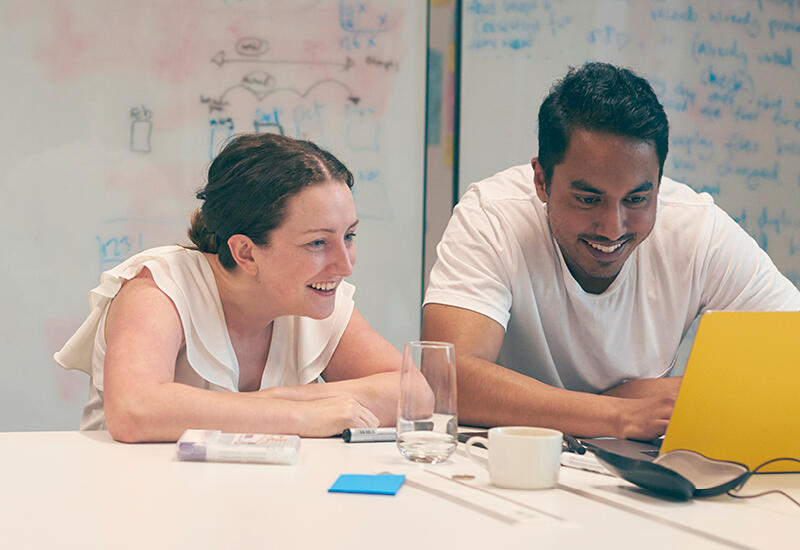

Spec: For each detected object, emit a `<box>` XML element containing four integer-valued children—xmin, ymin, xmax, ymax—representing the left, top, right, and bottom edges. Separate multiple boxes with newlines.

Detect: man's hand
<box><xmin>604</xmin><ymin>377</ymin><xmax>682</xmax><ymax>441</ymax></box>
<box><xmin>610</xmin><ymin>395</ymin><xmax>674</xmax><ymax>441</ymax></box>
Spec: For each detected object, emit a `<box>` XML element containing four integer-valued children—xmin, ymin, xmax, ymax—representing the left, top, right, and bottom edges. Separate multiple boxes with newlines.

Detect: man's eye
<box><xmin>626</xmin><ymin>195</ymin><xmax>647</xmax><ymax>204</ymax></box>
<box><xmin>577</xmin><ymin>195</ymin><xmax>600</xmax><ymax>205</ymax></box>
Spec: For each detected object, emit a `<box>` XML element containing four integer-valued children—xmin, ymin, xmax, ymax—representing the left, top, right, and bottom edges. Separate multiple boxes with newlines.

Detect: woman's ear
<box><xmin>226</xmin><ymin>234</ymin><xmax>259</xmax><ymax>275</ymax></box>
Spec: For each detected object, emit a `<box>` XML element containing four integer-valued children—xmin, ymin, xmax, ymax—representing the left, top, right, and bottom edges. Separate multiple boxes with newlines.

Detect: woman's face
<box><xmin>254</xmin><ymin>180</ymin><xmax>358</xmax><ymax>320</ymax></box>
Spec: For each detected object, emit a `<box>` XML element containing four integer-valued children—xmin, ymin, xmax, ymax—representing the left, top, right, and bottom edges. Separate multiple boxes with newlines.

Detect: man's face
<box><xmin>533</xmin><ymin>128</ymin><xmax>660</xmax><ymax>294</ymax></box>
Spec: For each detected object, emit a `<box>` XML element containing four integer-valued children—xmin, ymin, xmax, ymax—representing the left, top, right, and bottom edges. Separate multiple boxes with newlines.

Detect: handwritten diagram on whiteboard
<box><xmin>0</xmin><ymin>0</ymin><xmax>426</xmax><ymax>430</ymax></box>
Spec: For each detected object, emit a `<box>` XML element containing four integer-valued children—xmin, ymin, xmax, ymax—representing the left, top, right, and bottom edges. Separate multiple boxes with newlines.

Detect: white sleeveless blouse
<box><xmin>54</xmin><ymin>245</ymin><xmax>355</xmax><ymax>430</ymax></box>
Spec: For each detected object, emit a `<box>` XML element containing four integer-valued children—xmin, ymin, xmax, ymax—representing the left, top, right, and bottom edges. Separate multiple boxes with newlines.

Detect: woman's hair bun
<box><xmin>187</xmin><ymin>208</ymin><xmax>219</xmax><ymax>253</ymax></box>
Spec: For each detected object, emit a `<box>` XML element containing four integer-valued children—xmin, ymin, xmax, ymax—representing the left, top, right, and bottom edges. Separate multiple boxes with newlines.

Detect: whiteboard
<box><xmin>0</xmin><ymin>0</ymin><xmax>426</xmax><ymax>430</ymax></box>
<box><xmin>460</xmin><ymin>0</ymin><xmax>800</xmax><ymax>287</ymax></box>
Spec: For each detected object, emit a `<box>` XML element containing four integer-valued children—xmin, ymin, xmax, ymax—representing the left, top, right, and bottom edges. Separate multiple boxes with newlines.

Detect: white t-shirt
<box><xmin>54</xmin><ymin>246</ymin><xmax>355</xmax><ymax>429</ymax></box>
<box><xmin>424</xmin><ymin>164</ymin><xmax>800</xmax><ymax>393</ymax></box>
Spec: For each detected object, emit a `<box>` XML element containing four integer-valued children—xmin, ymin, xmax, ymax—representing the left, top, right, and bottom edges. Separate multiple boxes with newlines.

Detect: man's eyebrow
<box><xmin>570</xmin><ymin>180</ymin><xmax>603</xmax><ymax>194</ymax></box>
<box><xmin>569</xmin><ymin>180</ymin><xmax>654</xmax><ymax>194</ymax></box>
<box><xmin>628</xmin><ymin>181</ymin><xmax>654</xmax><ymax>194</ymax></box>
<box><xmin>302</xmin><ymin>220</ymin><xmax>359</xmax><ymax>234</ymax></box>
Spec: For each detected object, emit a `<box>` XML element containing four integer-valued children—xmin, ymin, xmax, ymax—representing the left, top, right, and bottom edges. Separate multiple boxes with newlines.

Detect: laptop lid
<box><xmin>661</xmin><ymin>311</ymin><xmax>800</xmax><ymax>473</ymax></box>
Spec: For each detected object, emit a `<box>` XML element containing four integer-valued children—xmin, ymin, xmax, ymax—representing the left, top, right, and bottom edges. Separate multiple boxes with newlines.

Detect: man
<box><xmin>423</xmin><ymin>62</ymin><xmax>800</xmax><ymax>440</ymax></box>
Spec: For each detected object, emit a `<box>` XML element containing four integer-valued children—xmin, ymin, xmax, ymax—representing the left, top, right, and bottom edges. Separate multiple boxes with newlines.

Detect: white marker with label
<box><xmin>342</xmin><ymin>427</ymin><xmax>397</xmax><ymax>442</ymax></box>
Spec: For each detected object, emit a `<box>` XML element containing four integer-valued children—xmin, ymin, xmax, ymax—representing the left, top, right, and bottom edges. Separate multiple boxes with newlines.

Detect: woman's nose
<box><xmin>331</xmin><ymin>240</ymin><xmax>354</xmax><ymax>276</ymax></box>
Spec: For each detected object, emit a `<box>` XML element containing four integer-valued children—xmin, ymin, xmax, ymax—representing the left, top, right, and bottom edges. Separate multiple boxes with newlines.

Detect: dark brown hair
<box><xmin>538</xmin><ymin>62</ymin><xmax>669</xmax><ymax>191</ymax></box>
<box><xmin>188</xmin><ymin>133</ymin><xmax>353</xmax><ymax>269</ymax></box>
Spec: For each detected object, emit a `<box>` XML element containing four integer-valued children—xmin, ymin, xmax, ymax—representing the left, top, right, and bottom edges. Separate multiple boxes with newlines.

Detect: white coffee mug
<box><xmin>465</xmin><ymin>426</ymin><xmax>562</xmax><ymax>489</ymax></box>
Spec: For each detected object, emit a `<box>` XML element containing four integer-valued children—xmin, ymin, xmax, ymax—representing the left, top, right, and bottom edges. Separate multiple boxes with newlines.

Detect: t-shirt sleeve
<box><xmin>699</xmin><ymin>205</ymin><xmax>800</xmax><ymax>312</ymax></box>
<box><xmin>424</xmin><ymin>187</ymin><xmax>514</xmax><ymax>328</ymax></box>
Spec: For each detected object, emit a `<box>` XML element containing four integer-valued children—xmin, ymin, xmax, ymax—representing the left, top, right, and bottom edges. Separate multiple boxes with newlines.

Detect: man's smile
<box><xmin>579</xmin><ymin>236</ymin><xmax>633</xmax><ymax>262</ymax></box>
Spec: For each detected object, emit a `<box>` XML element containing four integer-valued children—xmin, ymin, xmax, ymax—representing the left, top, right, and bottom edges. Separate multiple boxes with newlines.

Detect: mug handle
<box><xmin>464</xmin><ymin>436</ymin><xmax>489</xmax><ymax>469</ymax></box>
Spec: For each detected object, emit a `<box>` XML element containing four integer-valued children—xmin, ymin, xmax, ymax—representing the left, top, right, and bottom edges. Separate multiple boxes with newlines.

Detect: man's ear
<box><xmin>227</xmin><ymin>234</ymin><xmax>258</xmax><ymax>275</ymax></box>
<box><xmin>531</xmin><ymin>157</ymin><xmax>549</xmax><ymax>203</ymax></box>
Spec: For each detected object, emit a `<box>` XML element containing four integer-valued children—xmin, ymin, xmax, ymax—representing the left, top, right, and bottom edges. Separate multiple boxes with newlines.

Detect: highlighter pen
<box><xmin>342</xmin><ymin>427</ymin><xmax>397</xmax><ymax>443</ymax></box>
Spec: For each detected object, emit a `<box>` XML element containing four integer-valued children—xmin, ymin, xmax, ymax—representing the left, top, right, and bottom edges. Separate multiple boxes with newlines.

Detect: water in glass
<box><xmin>397</xmin><ymin>414</ymin><xmax>457</xmax><ymax>463</ymax></box>
<box><xmin>396</xmin><ymin>341</ymin><xmax>458</xmax><ymax>463</ymax></box>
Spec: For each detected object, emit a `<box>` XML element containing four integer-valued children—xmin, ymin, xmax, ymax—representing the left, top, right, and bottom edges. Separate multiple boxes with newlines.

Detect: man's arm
<box><xmin>422</xmin><ymin>303</ymin><xmax>677</xmax><ymax>439</ymax></box>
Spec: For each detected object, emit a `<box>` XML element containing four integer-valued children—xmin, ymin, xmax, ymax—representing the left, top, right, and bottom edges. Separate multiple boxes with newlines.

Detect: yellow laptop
<box><xmin>660</xmin><ymin>311</ymin><xmax>800</xmax><ymax>473</ymax></box>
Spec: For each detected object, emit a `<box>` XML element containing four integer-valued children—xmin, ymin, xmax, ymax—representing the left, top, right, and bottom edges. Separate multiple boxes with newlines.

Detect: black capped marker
<box><xmin>562</xmin><ymin>433</ymin><xmax>587</xmax><ymax>454</ymax></box>
<box><xmin>342</xmin><ymin>427</ymin><xmax>397</xmax><ymax>443</ymax></box>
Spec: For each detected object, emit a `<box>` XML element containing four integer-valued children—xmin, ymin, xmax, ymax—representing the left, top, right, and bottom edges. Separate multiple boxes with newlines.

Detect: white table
<box><xmin>0</xmin><ymin>431</ymin><xmax>797</xmax><ymax>549</ymax></box>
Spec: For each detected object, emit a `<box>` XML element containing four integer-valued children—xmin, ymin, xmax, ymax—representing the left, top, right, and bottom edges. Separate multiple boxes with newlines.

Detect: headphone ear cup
<box><xmin>589</xmin><ymin>446</ymin><xmax>696</xmax><ymax>500</ymax></box>
<box><xmin>653</xmin><ymin>450</ymin><xmax>750</xmax><ymax>497</ymax></box>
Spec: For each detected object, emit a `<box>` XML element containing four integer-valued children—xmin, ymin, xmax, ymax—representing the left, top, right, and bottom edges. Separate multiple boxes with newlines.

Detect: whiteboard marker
<box><xmin>342</xmin><ymin>427</ymin><xmax>397</xmax><ymax>443</ymax></box>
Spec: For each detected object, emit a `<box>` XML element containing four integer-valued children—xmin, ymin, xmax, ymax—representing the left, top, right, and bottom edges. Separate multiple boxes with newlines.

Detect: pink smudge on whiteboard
<box><xmin>55</xmin><ymin>368</ymin><xmax>88</xmax><ymax>404</ymax></box>
<box><xmin>152</xmin><ymin>94</ymin><xmax>209</xmax><ymax>132</ymax></box>
<box><xmin>337</xmin><ymin>5</ymin><xmax>408</xmax><ymax>115</ymax></box>
<box><xmin>45</xmin><ymin>317</ymin><xmax>87</xmax><ymax>402</ymax></box>
<box><xmin>226</xmin><ymin>20</ymin><xmax>246</xmax><ymax>37</ymax></box>
<box><xmin>32</xmin><ymin>5</ymin><xmax>90</xmax><ymax>83</ymax></box>
<box><xmin>0</xmin><ymin>1</ymin><xmax>29</xmax><ymax>24</ymax></box>
<box><xmin>45</xmin><ymin>318</ymin><xmax>81</xmax><ymax>360</ymax></box>
<box><xmin>146</xmin><ymin>1</ymin><xmax>267</xmax><ymax>86</ymax></box>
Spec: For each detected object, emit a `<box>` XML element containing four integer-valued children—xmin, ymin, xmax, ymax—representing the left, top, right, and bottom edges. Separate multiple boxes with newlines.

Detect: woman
<box><xmin>55</xmin><ymin>133</ymin><xmax>410</xmax><ymax>442</ymax></box>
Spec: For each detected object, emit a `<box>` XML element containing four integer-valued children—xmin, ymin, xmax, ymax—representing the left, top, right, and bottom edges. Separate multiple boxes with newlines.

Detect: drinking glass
<box><xmin>396</xmin><ymin>341</ymin><xmax>457</xmax><ymax>463</ymax></box>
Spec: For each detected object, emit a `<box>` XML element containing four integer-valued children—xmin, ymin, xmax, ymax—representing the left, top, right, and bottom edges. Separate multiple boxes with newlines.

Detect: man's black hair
<box><xmin>537</xmin><ymin>62</ymin><xmax>669</xmax><ymax>190</ymax></box>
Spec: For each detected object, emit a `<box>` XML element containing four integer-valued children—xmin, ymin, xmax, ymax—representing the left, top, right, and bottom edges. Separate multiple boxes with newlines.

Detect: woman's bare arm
<box><xmin>261</xmin><ymin>308</ymin><xmax>415</xmax><ymax>426</ymax></box>
<box><xmin>102</xmin><ymin>271</ymin><xmax>378</xmax><ymax>442</ymax></box>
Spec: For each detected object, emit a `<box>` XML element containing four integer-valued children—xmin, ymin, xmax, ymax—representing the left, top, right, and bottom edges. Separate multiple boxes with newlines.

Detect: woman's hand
<box><xmin>293</xmin><ymin>395</ymin><xmax>379</xmax><ymax>437</ymax></box>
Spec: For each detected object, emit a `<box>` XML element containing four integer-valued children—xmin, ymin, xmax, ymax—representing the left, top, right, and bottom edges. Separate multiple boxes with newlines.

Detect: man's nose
<box><xmin>595</xmin><ymin>202</ymin><xmax>626</xmax><ymax>240</ymax></box>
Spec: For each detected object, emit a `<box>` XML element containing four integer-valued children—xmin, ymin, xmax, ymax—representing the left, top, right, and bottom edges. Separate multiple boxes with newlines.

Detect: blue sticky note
<box><xmin>328</xmin><ymin>474</ymin><xmax>405</xmax><ymax>495</ymax></box>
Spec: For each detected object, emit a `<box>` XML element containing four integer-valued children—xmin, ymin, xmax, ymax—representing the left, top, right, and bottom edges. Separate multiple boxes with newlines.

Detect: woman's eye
<box><xmin>345</xmin><ymin>232</ymin><xmax>357</xmax><ymax>242</ymax></box>
<box><xmin>308</xmin><ymin>239</ymin><xmax>326</xmax><ymax>248</ymax></box>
